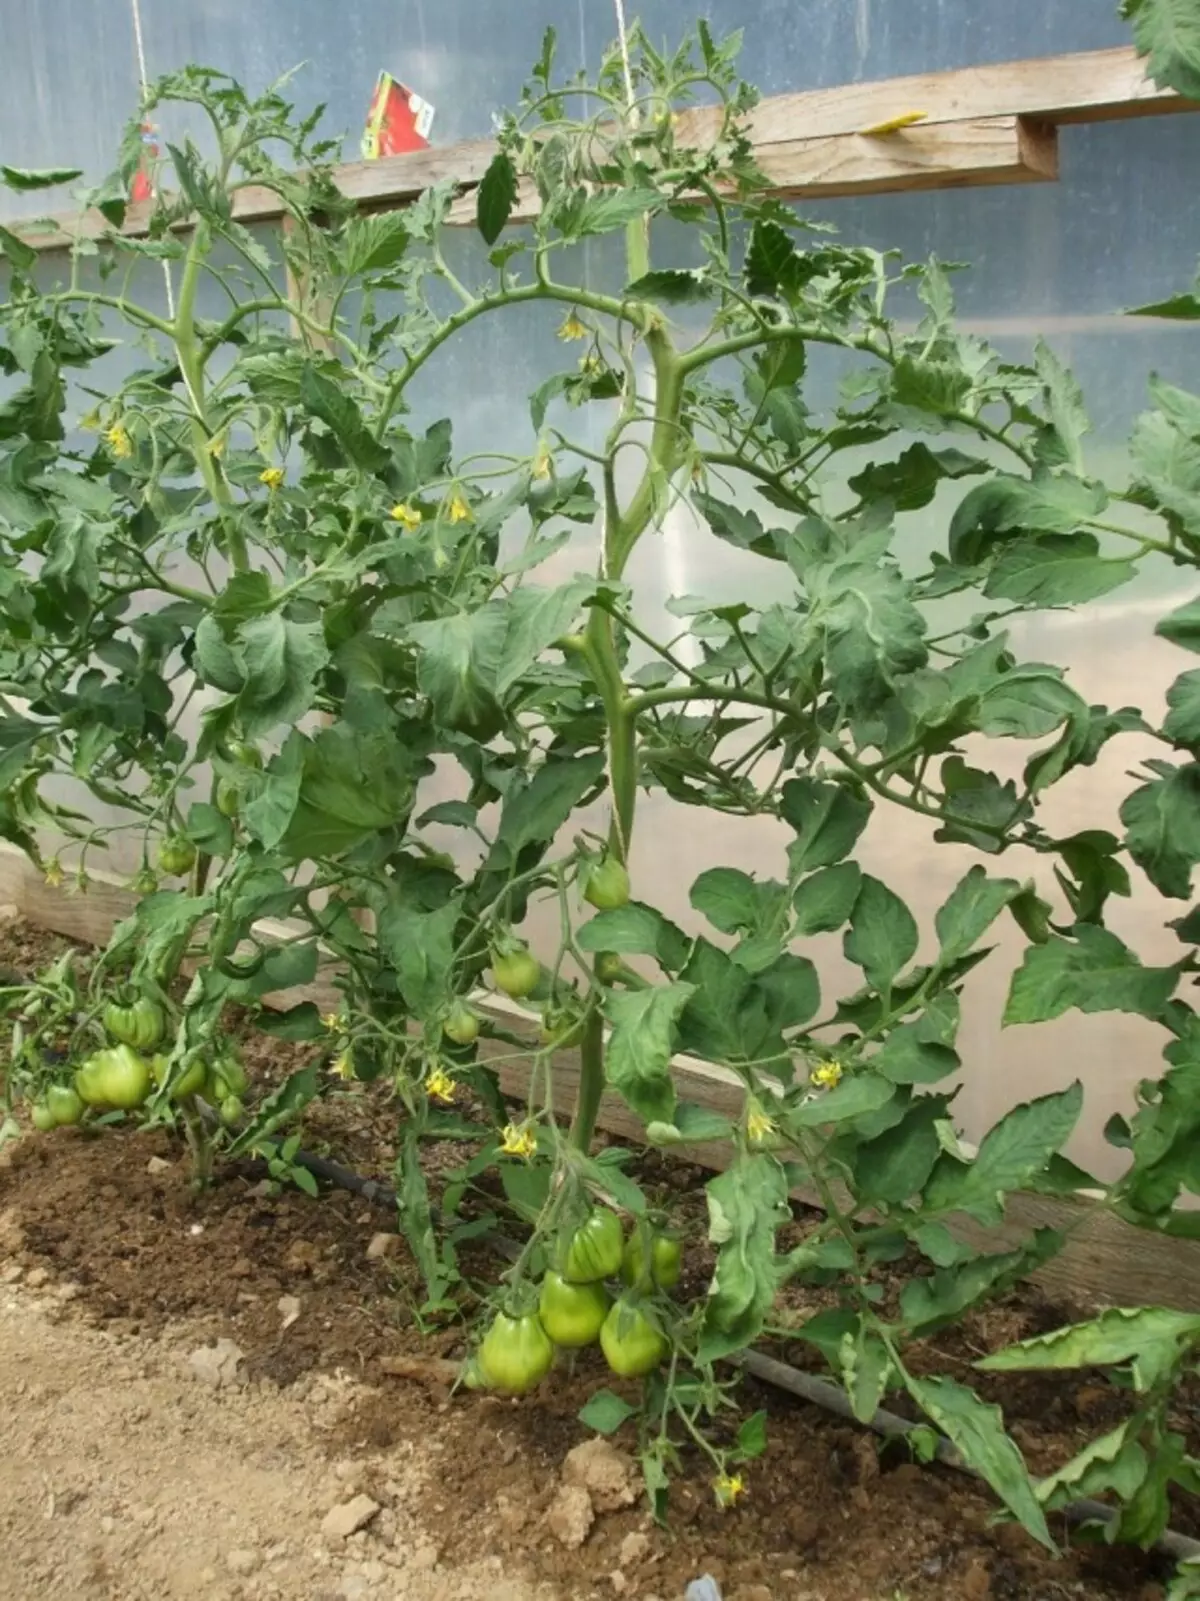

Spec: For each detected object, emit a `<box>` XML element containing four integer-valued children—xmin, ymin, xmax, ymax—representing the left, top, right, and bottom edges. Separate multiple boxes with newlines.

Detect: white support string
<box><xmin>129</xmin><ymin>0</ymin><xmax>176</xmax><ymax>318</ymax></box>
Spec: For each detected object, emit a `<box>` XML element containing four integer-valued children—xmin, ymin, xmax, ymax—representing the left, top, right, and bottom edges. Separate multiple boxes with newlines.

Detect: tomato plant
<box><xmin>3</xmin><ymin>1</ymin><xmax>1200</xmax><ymax>1556</ymax></box>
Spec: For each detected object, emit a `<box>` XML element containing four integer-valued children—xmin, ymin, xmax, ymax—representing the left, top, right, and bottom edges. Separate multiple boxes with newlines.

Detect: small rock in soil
<box><xmin>24</xmin><ymin>1267</ymin><xmax>49</xmax><ymax>1289</ymax></box>
<box><xmin>225</xmin><ymin>1548</ymin><xmax>261</xmax><ymax>1576</ymax></box>
<box><xmin>321</xmin><ymin>1495</ymin><xmax>381</xmax><ymax>1542</ymax></box>
<box><xmin>609</xmin><ymin>1573</ymin><xmax>627</xmax><ymax>1595</ymax></box>
<box><xmin>562</xmin><ymin>1437</ymin><xmax>636</xmax><ymax>1513</ymax></box>
<box><xmin>729</xmin><ymin>1587</ymin><xmax>772</xmax><ymax>1601</ymax></box>
<box><xmin>619</xmin><ymin>1531</ymin><xmax>651</xmax><ymax>1567</ymax></box>
<box><xmin>278</xmin><ymin>1294</ymin><xmax>302</xmax><ymax>1331</ymax></box>
<box><xmin>366</xmin><ymin>1233</ymin><xmax>399</xmax><ymax>1261</ymax></box>
<box><xmin>285</xmin><ymin>1239</ymin><xmax>321</xmax><ymax>1275</ymax></box>
<box><xmin>187</xmin><ymin>1339</ymin><xmax>245</xmax><ymax>1389</ymax></box>
<box><xmin>545</xmin><ymin>1483</ymin><xmax>595</xmax><ymax>1549</ymax></box>
<box><xmin>145</xmin><ymin>1156</ymin><xmax>171</xmax><ymax>1176</ymax></box>
<box><xmin>962</xmin><ymin>1558</ymin><xmax>992</xmax><ymax>1601</ymax></box>
<box><xmin>495</xmin><ymin>1493</ymin><xmax>529</xmax><ymax>1535</ymax></box>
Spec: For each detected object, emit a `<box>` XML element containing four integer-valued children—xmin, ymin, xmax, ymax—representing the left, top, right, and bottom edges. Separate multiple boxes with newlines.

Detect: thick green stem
<box><xmin>568</xmin><ymin>1009</ymin><xmax>607</xmax><ymax>1153</ymax></box>
<box><xmin>173</xmin><ymin>224</ymin><xmax>248</xmax><ymax>572</ymax></box>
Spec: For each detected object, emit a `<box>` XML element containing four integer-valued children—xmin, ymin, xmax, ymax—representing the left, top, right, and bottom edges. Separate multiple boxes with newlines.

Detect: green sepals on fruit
<box><xmin>156</xmin><ymin>835</ymin><xmax>196</xmax><ymax>876</ymax></box>
<box><xmin>600</xmin><ymin>1297</ymin><xmax>668</xmax><ymax>1377</ymax></box>
<box><xmin>538</xmin><ymin>1270</ymin><xmax>608</xmax><ymax>1347</ymax></box>
<box><xmin>490</xmin><ymin>945</ymin><xmax>540</xmax><ymax>1000</ymax></box>
<box><xmin>582</xmin><ymin>854</ymin><xmax>630</xmax><ymax>911</ymax></box>
<box><xmin>74</xmin><ymin>1044</ymin><xmax>153</xmax><ymax>1110</ymax></box>
<box><xmin>621</xmin><ymin>1230</ymin><xmax>682</xmax><ymax>1291</ymax></box>
<box><xmin>215</xmin><ymin>777</ymin><xmax>241</xmax><ymax>818</ymax></box>
<box><xmin>538</xmin><ymin>1000</ymin><xmax>586</xmax><ymax>1049</ymax></box>
<box><xmin>443</xmin><ymin>1000</ymin><xmax>480</xmax><ymax>1046</ymax></box>
<box><xmin>103</xmin><ymin>994</ymin><xmax>165</xmax><ymax>1051</ymax></box>
<box><xmin>130</xmin><ymin>866</ymin><xmax>159</xmax><ymax>896</ymax></box>
<box><xmin>558</xmin><ymin>1206</ymin><xmax>624</xmax><ymax>1284</ymax></box>
<box><xmin>209</xmin><ymin>1050</ymin><xmax>248</xmax><ymax>1101</ymax></box>
<box><xmin>476</xmin><ymin>1310</ymin><xmax>554</xmax><ymax>1395</ymax></box>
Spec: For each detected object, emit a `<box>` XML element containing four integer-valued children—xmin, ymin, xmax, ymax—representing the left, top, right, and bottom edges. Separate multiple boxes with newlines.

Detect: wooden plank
<box><xmin>689</xmin><ymin>44</ymin><xmax>1197</xmax><ymax>147</ymax></box>
<box><xmin>15</xmin><ymin>46</ymin><xmax>1195</xmax><ymax>255</ymax></box>
<box><xmin>444</xmin><ymin>115</ymin><xmax>1057</xmax><ymax>228</ymax></box>
<box><xmin>2</xmin><ymin>843</ymin><xmax>1198</xmax><ymax>1312</ymax></box>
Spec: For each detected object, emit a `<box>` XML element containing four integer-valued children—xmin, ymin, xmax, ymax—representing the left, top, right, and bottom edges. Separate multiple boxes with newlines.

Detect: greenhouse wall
<box><xmin>4</xmin><ymin>0</ymin><xmax>1200</xmax><ymax>1177</ymax></box>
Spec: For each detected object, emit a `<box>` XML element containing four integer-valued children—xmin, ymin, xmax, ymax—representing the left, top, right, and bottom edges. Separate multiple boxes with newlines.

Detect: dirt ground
<box><xmin>0</xmin><ymin>921</ymin><xmax>1188</xmax><ymax>1601</ymax></box>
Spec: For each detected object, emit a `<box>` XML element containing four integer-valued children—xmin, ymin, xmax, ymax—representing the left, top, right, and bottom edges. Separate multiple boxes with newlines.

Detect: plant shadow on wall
<box><xmin>3</xmin><ymin>3</ymin><xmax>1200</xmax><ymax>1587</ymax></box>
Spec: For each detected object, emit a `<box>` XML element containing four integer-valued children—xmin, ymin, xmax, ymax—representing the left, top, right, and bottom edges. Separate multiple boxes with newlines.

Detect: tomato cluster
<box><xmin>470</xmin><ymin>1207</ymin><xmax>681</xmax><ymax>1397</ymax></box>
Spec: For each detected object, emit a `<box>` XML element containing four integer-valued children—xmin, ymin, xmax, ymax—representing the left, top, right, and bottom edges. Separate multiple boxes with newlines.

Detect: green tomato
<box><xmin>559</xmin><ymin>1207</ymin><xmax>624</xmax><ymax>1285</ymax></box>
<box><xmin>210</xmin><ymin>1051</ymin><xmax>248</xmax><ymax>1098</ymax></box>
<box><xmin>104</xmin><ymin>995</ymin><xmax>165</xmax><ymax>1051</ymax></box>
<box><xmin>30</xmin><ymin>1101</ymin><xmax>55</xmax><ymax>1133</ymax></box>
<box><xmin>600</xmin><ymin>1298</ymin><xmax>668</xmax><ymax>1378</ymax></box>
<box><xmin>583</xmin><ymin>856</ymin><xmax>630</xmax><ymax>911</ymax></box>
<box><xmin>215</xmin><ymin>778</ymin><xmax>241</xmax><ymax>818</ymax></box>
<box><xmin>621</xmin><ymin>1232</ymin><xmax>682</xmax><ymax>1291</ymax></box>
<box><xmin>227</xmin><ymin>740</ymin><xmax>263</xmax><ymax>769</ymax></box>
<box><xmin>219</xmin><ymin>1095</ymin><xmax>244</xmax><ymax>1128</ymax></box>
<box><xmin>149</xmin><ymin>1053</ymin><xmax>206</xmax><ymax>1101</ymax></box>
<box><xmin>76</xmin><ymin>1045</ymin><xmax>153</xmax><ymax>1111</ymax></box>
<box><xmin>491</xmin><ymin>947</ymin><xmax>540</xmax><ymax>1000</ymax></box>
<box><xmin>595</xmin><ymin>951</ymin><xmax>624</xmax><ymax>985</ymax></box>
<box><xmin>156</xmin><ymin>835</ymin><xmax>196</xmax><ymax>876</ymax></box>
<box><xmin>130</xmin><ymin>867</ymin><xmax>159</xmax><ymax>896</ymax></box>
<box><xmin>538</xmin><ymin>1004</ymin><xmax>585</xmax><ymax>1049</ymax></box>
<box><xmin>443</xmin><ymin>1001</ymin><xmax>480</xmax><ymax>1047</ymax></box>
<box><xmin>477</xmin><ymin>1310</ymin><xmax>554</xmax><ymax>1396</ymax></box>
<box><xmin>46</xmin><ymin>1085</ymin><xmax>85</xmax><ymax>1127</ymax></box>
<box><xmin>538</xmin><ymin>1271</ymin><xmax>608</xmax><ymax>1348</ymax></box>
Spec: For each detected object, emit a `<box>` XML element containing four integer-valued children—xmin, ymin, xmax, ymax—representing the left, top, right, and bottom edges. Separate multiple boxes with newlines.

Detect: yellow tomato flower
<box><xmin>426</xmin><ymin>1065</ymin><xmax>457</xmax><ymax>1105</ymax></box>
<box><xmin>43</xmin><ymin>858</ymin><xmax>65</xmax><ymax>889</ymax></box>
<box><xmin>259</xmin><ymin>465</ymin><xmax>285</xmax><ymax>490</ymax></box>
<box><xmin>105</xmin><ymin>422</ymin><xmax>133</xmax><ymax>459</ymax></box>
<box><xmin>321</xmin><ymin>1012</ymin><xmax>343</xmax><ymax>1033</ymax></box>
<box><xmin>746</xmin><ymin>1105</ymin><xmax>776</xmax><ymax>1147</ymax></box>
<box><xmin>330</xmin><ymin>1049</ymin><xmax>356</xmax><ymax>1081</ymax></box>
<box><xmin>500</xmin><ymin>1121</ymin><xmax>537</xmax><ymax>1161</ymax></box>
<box><xmin>80</xmin><ymin>408</ymin><xmax>101</xmax><ymax>432</ymax></box>
<box><xmin>390</xmin><ymin>502</ymin><xmax>422</xmax><ymax>530</ymax></box>
<box><xmin>578</xmin><ymin>352</ymin><xmax>602</xmax><ymax>375</ymax></box>
<box><xmin>531</xmin><ymin>447</ymin><xmax>553</xmax><ymax>481</ymax></box>
<box><xmin>713</xmin><ymin>1472</ymin><xmax>745</xmax><ymax>1508</ymax></box>
<box><xmin>445</xmin><ymin>489</ymin><xmax>473</xmax><ymax>524</ymax></box>
<box><xmin>811</xmin><ymin>1060</ymin><xmax>844</xmax><ymax>1090</ymax></box>
<box><xmin>557</xmin><ymin>311</ymin><xmax>587</xmax><ymax>341</ymax></box>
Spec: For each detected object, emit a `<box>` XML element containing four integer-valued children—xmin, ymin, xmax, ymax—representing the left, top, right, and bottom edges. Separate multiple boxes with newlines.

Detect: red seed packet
<box><xmin>361</xmin><ymin>73</ymin><xmax>435</xmax><ymax>159</ymax></box>
<box><xmin>131</xmin><ymin>121</ymin><xmax>159</xmax><ymax>203</ymax></box>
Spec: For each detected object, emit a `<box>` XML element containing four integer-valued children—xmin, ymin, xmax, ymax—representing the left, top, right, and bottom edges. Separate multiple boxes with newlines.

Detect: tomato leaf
<box><xmin>476</xmin><ymin>151</ymin><xmax>519</xmax><ymax>245</ymax></box>
<box><xmin>578</xmin><ymin>1389</ymin><xmax>637</xmax><ymax>1435</ymax></box>
<box><xmin>904</xmin><ymin>1374</ymin><xmax>1054</xmax><ymax>1550</ymax></box>
<box><xmin>843</xmin><ymin>875</ymin><xmax>918</xmax><ymax>992</ymax></box>
<box><xmin>978</xmin><ymin>1306</ymin><xmax>1200</xmax><ymax>1391</ymax></box>
<box><xmin>780</xmin><ymin>778</ymin><xmax>871</xmax><ymax>873</ymax></box>
<box><xmin>922</xmin><ymin>1084</ymin><xmax>1084</xmax><ymax>1225</ymax></box>
<box><xmin>1004</xmin><ymin>925</ymin><xmax>1179</xmax><ymax>1024</ymax></box>
<box><xmin>698</xmin><ymin>1152</ymin><xmax>791</xmax><ymax>1363</ymax></box>
<box><xmin>1</xmin><ymin>164</ymin><xmax>82</xmax><ymax>190</ymax></box>
<box><xmin>1122</xmin><ymin>762</ymin><xmax>1200</xmax><ymax>898</ymax></box>
<box><xmin>602</xmin><ymin>983</ymin><xmax>693</xmax><ymax>1126</ymax></box>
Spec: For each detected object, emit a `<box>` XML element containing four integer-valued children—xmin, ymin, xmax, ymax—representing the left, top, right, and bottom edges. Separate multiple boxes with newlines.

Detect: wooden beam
<box><xmin>12</xmin><ymin>46</ymin><xmax>1193</xmax><ymax>255</ymax></box>
<box><xmin>2</xmin><ymin>843</ymin><xmax>1198</xmax><ymax>1313</ymax></box>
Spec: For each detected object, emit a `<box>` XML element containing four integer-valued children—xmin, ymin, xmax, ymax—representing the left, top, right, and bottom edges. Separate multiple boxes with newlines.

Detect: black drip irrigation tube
<box><xmin>252</xmin><ymin>1139</ymin><xmax>1200</xmax><ymax>1567</ymax></box>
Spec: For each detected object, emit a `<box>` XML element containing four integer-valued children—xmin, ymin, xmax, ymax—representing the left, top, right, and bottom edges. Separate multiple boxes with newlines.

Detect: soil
<box><xmin>0</xmin><ymin>919</ymin><xmax>1189</xmax><ymax>1601</ymax></box>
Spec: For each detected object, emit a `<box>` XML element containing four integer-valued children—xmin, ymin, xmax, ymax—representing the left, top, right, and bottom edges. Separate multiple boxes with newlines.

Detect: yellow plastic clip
<box><xmin>859</xmin><ymin>110</ymin><xmax>929</xmax><ymax>136</ymax></box>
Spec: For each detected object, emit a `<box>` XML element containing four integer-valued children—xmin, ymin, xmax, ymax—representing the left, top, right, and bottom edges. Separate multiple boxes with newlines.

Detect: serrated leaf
<box><xmin>949</xmin><ymin>473</ymin><xmax>1107</xmax><ymax>565</ymax></box>
<box><xmin>698</xmin><ymin>1153</ymin><xmax>790</xmax><ymax>1363</ymax></box>
<box><xmin>625</xmin><ymin>268</ymin><xmax>712</xmax><ymax>304</ymax></box>
<box><xmin>576</xmin><ymin>901</ymin><xmax>691</xmax><ymax>972</ymax></box>
<box><xmin>904</xmin><ymin>1374</ymin><xmax>1053</xmax><ymax>1549</ymax></box>
<box><xmin>984</xmin><ymin>534</ymin><xmax>1137</xmax><ymax>606</ymax></box>
<box><xmin>934</xmin><ymin>865</ymin><xmax>1021</xmax><ymax>962</ymax></box>
<box><xmin>578</xmin><ymin>1389</ymin><xmax>636</xmax><ymax>1435</ymax></box>
<box><xmin>602</xmin><ymin>983</ymin><xmax>693</xmax><ymax>1125</ymax></box>
<box><xmin>1</xmin><ymin>164</ymin><xmax>82</xmax><ymax>190</ymax></box>
<box><xmin>494</xmin><ymin>578</ymin><xmax>596</xmax><ymax>694</ymax></box>
<box><xmin>487</xmin><ymin>752</ymin><xmax>606</xmax><ymax>872</ymax></box>
<box><xmin>792</xmin><ymin>862</ymin><xmax>862</xmax><ymax>935</ymax></box>
<box><xmin>979</xmin><ymin>1306</ymin><xmax>1200</xmax><ymax>1390</ymax></box>
<box><xmin>1121</xmin><ymin>763</ymin><xmax>1200</xmax><ymax>897</ymax></box>
<box><xmin>281</xmin><ymin>724</ymin><xmax>414</xmax><ymax>858</ymax></box>
<box><xmin>0</xmin><ymin>225</ymin><xmax>36</xmax><ymax>273</ymax></box>
<box><xmin>408</xmin><ymin>608</ymin><xmax>507</xmax><ymax>740</ymax></box>
<box><xmin>923</xmin><ymin>1084</ymin><xmax>1084</xmax><ymax>1225</ymax></box>
<box><xmin>299</xmin><ymin>363</ymin><xmax>390</xmax><ymax>473</ymax></box>
<box><xmin>1005</xmin><ymin>925</ymin><xmax>1178</xmax><ymax>1023</ymax></box>
<box><xmin>476</xmin><ymin>151</ymin><xmax>519</xmax><ymax>245</ymax></box>
<box><xmin>1159</xmin><ymin>594</ymin><xmax>1200</xmax><ymax>653</ymax></box>
<box><xmin>378</xmin><ymin>897</ymin><xmax>459</xmax><ymax>1017</ymax></box>
<box><xmin>790</xmin><ymin>1072</ymin><xmax>896</xmax><ymax>1128</ymax></box>
<box><xmin>844</xmin><ymin>875</ymin><xmax>918</xmax><ymax>992</ymax></box>
<box><xmin>339</xmin><ymin>210</ymin><xmax>409</xmax><ymax>275</ymax></box>
<box><xmin>780</xmin><ymin>778</ymin><xmax>871</xmax><ymax>873</ymax></box>
<box><xmin>1165</xmin><ymin>670</ymin><xmax>1200</xmax><ymax>746</ymax></box>
<box><xmin>1125</xmin><ymin>0</ymin><xmax>1200</xmax><ymax>97</ymax></box>
<box><xmin>225</xmin><ymin>1063</ymin><xmax>319</xmax><ymax>1159</ymax></box>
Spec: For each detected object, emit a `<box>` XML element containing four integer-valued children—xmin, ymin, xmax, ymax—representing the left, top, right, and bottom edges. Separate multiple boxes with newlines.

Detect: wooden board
<box><xmin>2</xmin><ymin>842</ymin><xmax>1198</xmax><ymax>1312</ymax></box>
<box><xmin>12</xmin><ymin>46</ymin><xmax>1194</xmax><ymax>254</ymax></box>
